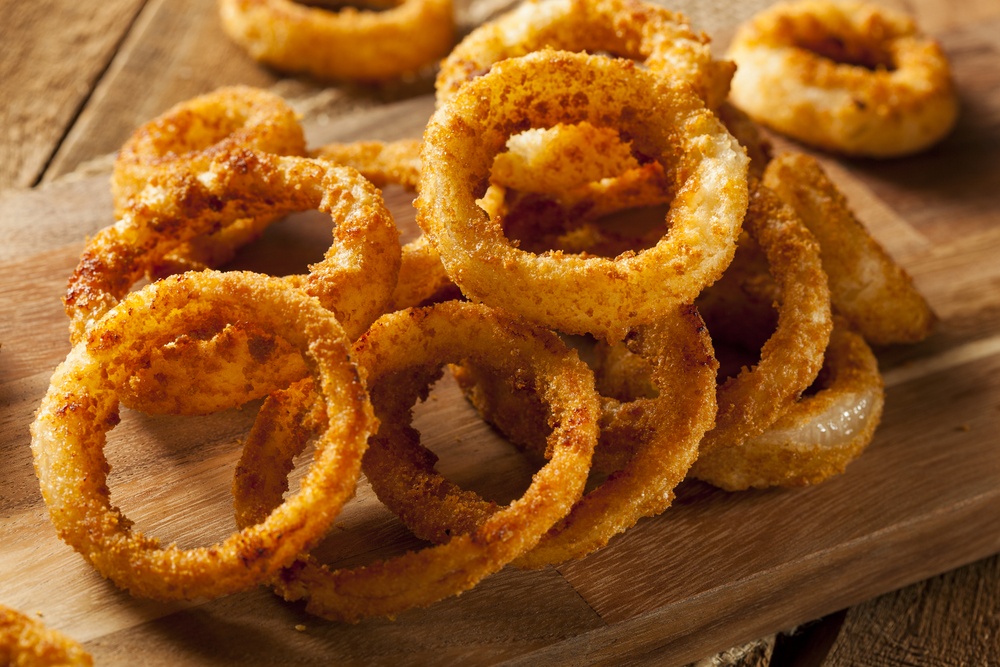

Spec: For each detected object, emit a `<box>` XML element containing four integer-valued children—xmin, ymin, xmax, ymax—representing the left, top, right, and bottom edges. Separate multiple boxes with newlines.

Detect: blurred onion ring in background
<box><xmin>218</xmin><ymin>0</ymin><xmax>456</xmax><ymax>82</ymax></box>
<box><xmin>0</xmin><ymin>605</ymin><xmax>93</xmax><ymax>667</ymax></box>
<box><xmin>32</xmin><ymin>271</ymin><xmax>376</xmax><ymax>601</ymax></box>
<box><xmin>726</xmin><ymin>0</ymin><xmax>958</xmax><ymax>157</ymax></box>
<box><xmin>435</xmin><ymin>0</ymin><xmax>734</xmax><ymax>108</ymax></box>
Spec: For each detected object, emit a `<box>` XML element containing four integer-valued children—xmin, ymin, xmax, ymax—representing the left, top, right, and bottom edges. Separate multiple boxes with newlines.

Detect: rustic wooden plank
<box><xmin>823</xmin><ymin>555</ymin><xmax>1000</xmax><ymax>666</ymax></box>
<box><xmin>0</xmin><ymin>0</ymin><xmax>144</xmax><ymax>189</ymax></box>
<box><xmin>41</xmin><ymin>0</ymin><xmax>440</xmax><ymax>184</ymax></box>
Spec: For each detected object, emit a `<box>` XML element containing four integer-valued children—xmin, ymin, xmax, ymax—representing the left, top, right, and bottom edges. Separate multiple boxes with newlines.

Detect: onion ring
<box><xmin>417</xmin><ymin>49</ymin><xmax>750</xmax><ymax>342</ymax></box>
<box><xmin>435</xmin><ymin>0</ymin><xmax>735</xmax><ymax>109</ymax></box>
<box><xmin>310</xmin><ymin>138</ymin><xmax>455</xmax><ymax>310</ymax></box>
<box><xmin>691</xmin><ymin>320</ymin><xmax>884</xmax><ymax>490</ymax></box>
<box><xmin>698</xmin><ymin>180</ymin><xmax>832</xmax><ymax>454</ymax></box>
<box><xmin>450</xmin><ymin>304</ymin><xmax>718</xmax><ymax>566</ymax></box>
<box><xmin>0</xmin><ymin>605</ymin><xmax>92</xmax><ymax>667</ymax></box>
<box><xmin>232</xmin><ymin>300</ymin><xmax>600</xmax><ymax>621</ymax></box>
<box><xmin>31</xmin><ymin>270</ymin><xmax>376</xmax><ymax>600</ymax></box>
<box><xmin>112</xmin><ymin>86</ymin><xmax>306</xmax><ymax>275</ymax></box>
<box><xmin>763</xmin><ymin>152</ymin><xmax>935</xmax><ymax>345</ymax></box>
<box><xmin>65</xmin><ymin>151</ymin><xmax>399</xmax><ymax>413</ymax></box>
<box><xmin>726</xmin><ymin>0</ymin><xmax>959</xmax><ymax>157</ymax></box>
<box><xmin>218</xmin><ymin>0</ymin><xmax>456</xmax><ymax>82</ymax></box>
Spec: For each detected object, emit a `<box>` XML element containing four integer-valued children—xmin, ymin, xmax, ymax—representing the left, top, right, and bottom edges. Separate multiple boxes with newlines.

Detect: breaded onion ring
<box><xmin>0</xmin><ymin>605</ymin><xmax>92</xmax><ymax>667</ymax></box>
<box><xmin>691</xmin><ymin>320</ymin><xmax>884</xmax><ymax>490</ymax></box>
<box><xmin>112</xmin><ymin>86</ymin><xmax>307</xmax><ymax>273</ymax></box>
<box><xmin>726</xmin><ymin>0</ymin><xmax>958</xmax><ymax>157</ymax></box>
<box><xmin>513</xmin><ymin>306</ymin><xmax>717</xmax><ymax>566</ymax></box>
<box><xmin>313</xmin><ymin>138</ymin><xmax>421</xmax><ymax>190</ymax></box>
<box><xmin>311</xmin><ymin>138</ymin><xmax>455</xmax><ymax>310</ymax></box>
<box><xmin>435</xmin><ymin>0</ymin><xmax>735</xmax><ymax>109</ymax></box>
<box><xmin>698</xmin><ymin>181</ymin><xmax>832</xmax><ymax>454</ymax></box>
<box><xmin>417</xmin><ymin>50</ymin><xmax>750</xmax><ymax>342</ymax></box>
<box><xmin>218</xmin><ymin>0</ymin><xmax>456</xmax><ymax>82</ymax></box>
<box><xmin>233</xmin><ymin>301</ymin><xmax>600</xmax><ymax>621</ymax></box>
<box><xmin>31</xmin><ymin>271</ymin><xmax>376</xmax><ymax>601</ymax></box>
<box><xmin>66</xmin><ymin>149</ymin><xmax>399</xmax><ymax>350</ymax></box>
<box><xmin>763</xmin><ymin>152</ymin><xmax>935</xmax><ymax>345</ymax></box>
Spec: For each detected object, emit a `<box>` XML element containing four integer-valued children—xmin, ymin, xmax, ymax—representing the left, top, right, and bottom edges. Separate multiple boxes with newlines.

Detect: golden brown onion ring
<box><xmin>763</xmin><ymin>152</ymin><xmax>935</xmax><ymax>345</ymax></box>
<box><xmin>233</xmin><ymin>301</ymin><xmax>600</xmax><ymax>621</ymax></box>
<box><xmin>113</xmin><ymin>86</ymin><xmax>307</xmax><ymax>274</ymax></box>
<box><xmin>691</xmin><ymin>320</ymin><xmax>884</xmax><ymax>490</ymax></box>
<box><xmin>218</xmin><ymin>0</ymin><xmax>456</xmax><ymax>82</ymax></box>
<box><xmin>0</xmin><ymin>605</ymin><xmax>92</xmax><ymax>667</ymax></box>
<box><xmin>726</xmin><ymin>0</ymin><xmax>958</xmax><ymax>157</ymax></box>
<box><xmin>32</xmin><ymin>271</ymin><xmax>376</xmax><ymax>601</ymax></box>
<box><xmin>66</xmin><ymin>150</ymin><xmax>400</xmax><ymax>399</ymax></box>
<box><xmin>451</xmin><ymin>304</ymin><xmax>718</xmax><ymax>566</ymax></box>
<box><xmin>698</xmin><ymin>181</ymin><xmax>832</xmax><ymax>454</ymax></box>
<box><xmin>435</xmin><ymin>0</ymin><xmax>734</xmax><ymax>108</ymax></box>
<box><xmin>417</xmin><ymin>50</ymin><xmax>749</xmax><ymax>342</ymax></box>
<box><xmin>310</xmin><ymin>138</ymin><xmax>456</xmax><ymax>310</ymax></box>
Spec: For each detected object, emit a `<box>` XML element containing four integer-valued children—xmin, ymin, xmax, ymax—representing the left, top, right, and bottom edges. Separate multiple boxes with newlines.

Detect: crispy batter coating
<box><xmin>699</xmin><ymin>181</ymin><xmax>832</xmax><ymax>454</ymax></box>
<box><xmin>418</xmin><ymin>50</ymin><xmax>749</xmax><ymax>342</ymax></box>
<box><xmin>113</xmin><ymin>86</ymin><xmax>307</xmax><ymax>274</ymax></box>
<box><xmin>692</xmin><ymin>320</ymin><xmax>884</xmax><ymax>490</ymax></box>
<box><xmin>73</xmin><ymin>151</ymin><xmax>399</xmax><ymax>343</ymax></box>
<box><xmin>763</xmin><ymin>152</ymin><xmax>935</xmax><ymax>345</ymax></box>
<box><xmin>0</xmin><ymin>606</ymin><xmax>92</xmax><ymax>667</ymax></box>
<box><xmin>32</xmin><ymin>271</ymin><xmax>376</xmax><ymax>600</ymax></box>
<box><xmin>218</xmin><ymin>0</ymin><xmax>456</xmax><ymax>82</ymax></box>
<box><xmin>727</xmin><ymin>0</ymin><xmax>958</xmax><ymax>157</ymax></box>
<box><xmin>233</xmin><ymin>301</ymin><xmax>600</xmax><ymax>621</ymax></box>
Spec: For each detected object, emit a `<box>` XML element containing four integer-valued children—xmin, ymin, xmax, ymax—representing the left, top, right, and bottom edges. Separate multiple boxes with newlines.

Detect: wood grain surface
<box><xmin>2</xmin><ymin>0</ymin><xmax>999</xmax><ymax>664</ymax></box>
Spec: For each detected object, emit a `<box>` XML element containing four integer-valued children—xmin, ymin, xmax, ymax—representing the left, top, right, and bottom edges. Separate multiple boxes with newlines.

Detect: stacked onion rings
<box><xmin>33</xmin><ymin>271</ymin><xmax>376</xmax><ymax>600</ymax></box>
<box><xmin>233</xmin><ymin>301</ymin><xmax>600</xmax><ymax>621</ymax></box>
<box><xmin>28</xmin><ymin>0</ymin><xmax>941</xmax><ymax>627</ymax></box>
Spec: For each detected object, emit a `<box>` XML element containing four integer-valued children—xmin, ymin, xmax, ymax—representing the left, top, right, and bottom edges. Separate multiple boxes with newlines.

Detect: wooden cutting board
<box><xmin>3</xmin><ymin>14</ymin><xmax>1000</xmax><ymax>667</ymax></box>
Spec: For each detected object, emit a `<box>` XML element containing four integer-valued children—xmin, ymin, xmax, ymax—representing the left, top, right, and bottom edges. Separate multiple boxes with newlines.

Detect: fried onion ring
<box><xmin>310</xmin><ymin>138</ymin><xmax>455</xmax><ymax>310</ymax></box>
<box><xmin>763</xmin><ymin>152</ymin><xmax>934</xmax><ymax>345</ymax></box>
<box><xmin>112</xmin><ymin>86</ymin><xmax>307</xmax><ymax>274</ymax></box>
<box><xmin>726</xmin><ymin>0</ymin><xmax>959</xmax><ymax>157</ymax></box>
<box><xmin>66</xmin><ymin>150</ymin><xmax>400</xmax><ymax>411</ymax></box>
<box><xmin>691</xmin><ymin>320</ymin><xmax>884</xmax><ymax>490</ymax></box>
<box><xmin>218</xmin><ymin>0</ymin><xmax>456</xmax><ymax>82</ymax></box>
<box><xmin>417</xmin><ymin>50</ymin><xmax>750</xmax><ymax>342</ymax></box>
<box><xmin>448</xmin><ymin>304</ymin><xmax>718</xmax><ymax>565</ymax></box>
<box><xmin>232</xmin><ymin>301</ymin><xmax>600</xmax><ymax>621</ymax></box>
<box><xmin>31</xmin><ymin>271</ymin><xmax>376</xmax><ymax>600</ymax></box>
<box><xmin>698</xmin><ymin>181</ymin><xmax>832</xmax><ymax>454</ymax></box>
<box><xmin>435</xmin><ymin>0</ymin><xmax>735</xmax><ymax>109</ymax></box>
<box><xmin>0</xmin><ymin>605</ymin><xmax>92</xmax><ymax>667</ymax></box>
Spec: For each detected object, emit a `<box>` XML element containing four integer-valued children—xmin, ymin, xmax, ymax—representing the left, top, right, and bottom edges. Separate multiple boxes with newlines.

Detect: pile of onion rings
<box><xmin>28</xmin><ymin>0</ymin><xmax>940</xmax><ymax>631</ymax></box>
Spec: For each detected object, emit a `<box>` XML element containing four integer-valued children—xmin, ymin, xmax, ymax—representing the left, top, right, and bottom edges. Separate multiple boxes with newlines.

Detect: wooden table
<box><xmin>2</xmin><ymin>0</ymin><xmax>999</xmax><ymax>664</ymax></box>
